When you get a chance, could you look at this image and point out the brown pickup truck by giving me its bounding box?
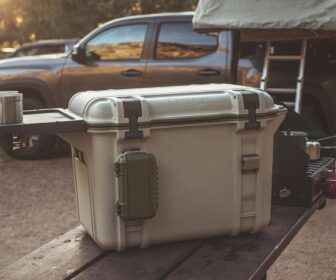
[0,12,335,159]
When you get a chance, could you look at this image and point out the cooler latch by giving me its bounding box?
[241,154,260,173]
[114,151,158,221]
[242,93,261,130]
[123,99,143,139]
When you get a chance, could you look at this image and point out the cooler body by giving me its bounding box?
[60,84,287,250]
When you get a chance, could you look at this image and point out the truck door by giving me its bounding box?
[60,23,149,107]
[144,22,230,87]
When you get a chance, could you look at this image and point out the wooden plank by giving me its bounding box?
[0,225,107,280]
[72,240,204,280]
[164,196,324,280]
[0,197,324,280]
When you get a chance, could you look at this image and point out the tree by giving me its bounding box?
[0,0,198,47]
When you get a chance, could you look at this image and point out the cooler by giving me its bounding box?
[59,84,287,250]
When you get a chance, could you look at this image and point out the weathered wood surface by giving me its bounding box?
[73,240,204,280]
[0,197,324,280]
[165,196,324,280]
[0,226,106,280]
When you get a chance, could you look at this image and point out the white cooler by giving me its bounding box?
[60,84,287,250]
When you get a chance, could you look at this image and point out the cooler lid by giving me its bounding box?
[68,84,283,128]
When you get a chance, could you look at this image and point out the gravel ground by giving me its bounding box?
[0,150,336,278]
[0,148,78,269]
[268,199,336,280]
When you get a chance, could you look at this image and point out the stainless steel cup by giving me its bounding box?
[306,141,320,161]
[0,91,23,124]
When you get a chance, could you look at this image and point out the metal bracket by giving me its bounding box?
[74,148,85,163]
[241,154,260,173]
[242,92,260,129]
[123,99,143,139]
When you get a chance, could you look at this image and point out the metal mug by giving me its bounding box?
[306,141,320,161]
[0,91,23,124]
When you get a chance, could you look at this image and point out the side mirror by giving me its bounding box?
[71,45,86,64]
[85,50,101,62]
[71,45,101,64]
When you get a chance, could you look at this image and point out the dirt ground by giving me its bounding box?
[268,200,336,280]
[0,148,78,269]
[0,149,336,279]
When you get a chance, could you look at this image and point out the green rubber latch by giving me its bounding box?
[114,151,158,221]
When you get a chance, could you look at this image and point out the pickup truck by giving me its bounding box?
[0,12,334,158]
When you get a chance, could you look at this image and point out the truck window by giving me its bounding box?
[155,22,217,59]
[86,24,148,61]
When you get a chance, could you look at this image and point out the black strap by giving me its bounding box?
[242,92,260,129]
[123,99,143,139]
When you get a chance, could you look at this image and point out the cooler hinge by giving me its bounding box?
[123,99,143,139]
[242,93,260,130]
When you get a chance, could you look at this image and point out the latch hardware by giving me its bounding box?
[242,92,260,129]
[123,99,143,139]
[114,151,158,221]
[241,154,260,173]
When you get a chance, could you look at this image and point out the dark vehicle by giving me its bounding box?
[0,48,15,59]
[7,39,78,58]
[0,12,333,158]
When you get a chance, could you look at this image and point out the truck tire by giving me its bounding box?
[0,97,56,159]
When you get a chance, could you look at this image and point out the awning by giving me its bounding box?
[193,0,336,41]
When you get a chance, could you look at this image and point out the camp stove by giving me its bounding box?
[273,156,335,206]
[306,157,335,200]
[272,112,336,206]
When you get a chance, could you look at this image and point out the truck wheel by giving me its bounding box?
[0,97,56,159]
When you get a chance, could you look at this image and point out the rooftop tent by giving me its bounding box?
[193,0,336,41]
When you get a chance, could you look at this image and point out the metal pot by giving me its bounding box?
[306,141,320,161]
[0,91,23,124]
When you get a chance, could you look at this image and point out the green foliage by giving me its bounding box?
[0,0,198,46]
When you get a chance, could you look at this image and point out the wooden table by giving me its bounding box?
[0,196,325,280]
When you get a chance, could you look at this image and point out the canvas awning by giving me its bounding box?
[193,0,336,41]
